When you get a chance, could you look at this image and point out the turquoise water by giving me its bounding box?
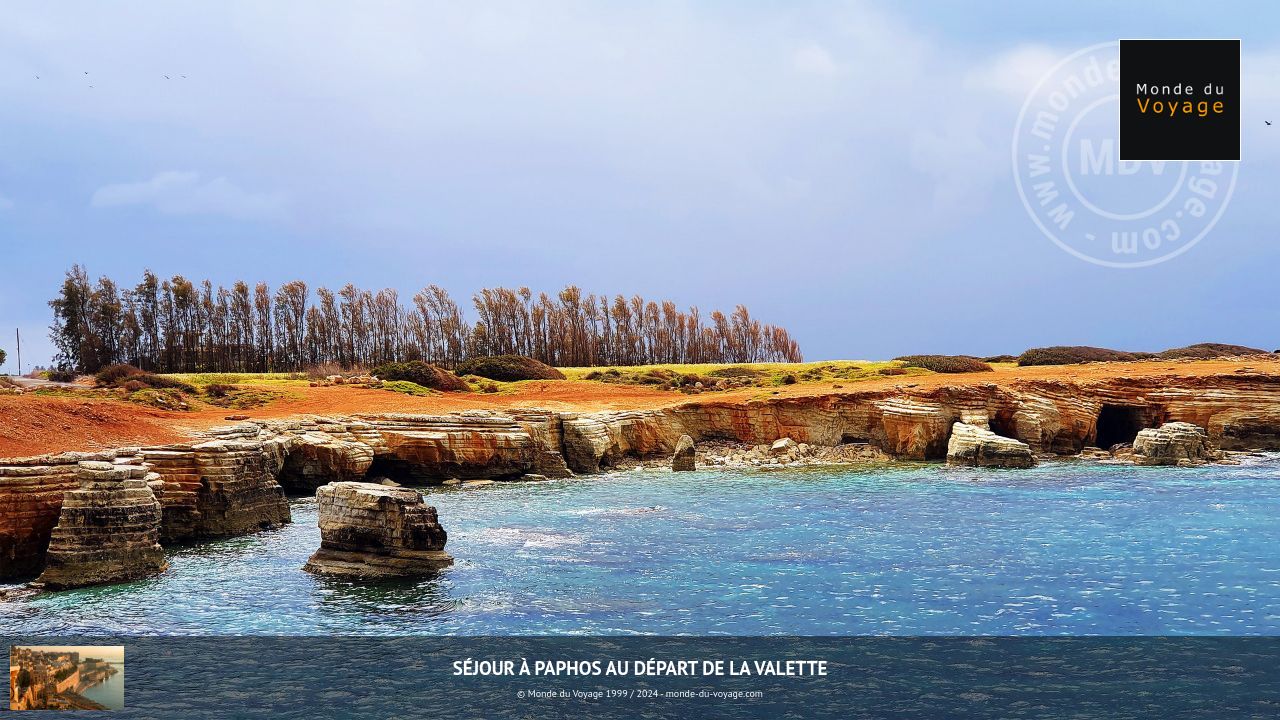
[80,663,124,709]
[4,459,1280,636]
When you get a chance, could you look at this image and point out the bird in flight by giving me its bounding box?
[164,75,170,79]
[1267,120,1273,126]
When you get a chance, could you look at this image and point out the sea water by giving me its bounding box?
[80,662,124,709]
[4,458,1280,636]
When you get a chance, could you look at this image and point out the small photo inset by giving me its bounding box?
[9,646,124,711]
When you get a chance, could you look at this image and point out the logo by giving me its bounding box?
[1013,42,1238,268]
[1119,39,1240,161]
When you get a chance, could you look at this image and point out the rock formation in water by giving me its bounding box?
[35,461,168,589]
[303,481,453,578]
[671,435,696,471]
[945,422,1036,469]
[5,369,1280,580]
[0,450,116,578]
[1132,422,1222,466]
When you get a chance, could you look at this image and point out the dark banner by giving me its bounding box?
[5,637,1280,718]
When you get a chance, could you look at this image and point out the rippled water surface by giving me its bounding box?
[5,459,1280,635]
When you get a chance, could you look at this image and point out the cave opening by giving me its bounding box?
[988,411,1018,439]
[1094,404,1151,449]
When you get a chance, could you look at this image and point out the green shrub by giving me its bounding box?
[372,361,470,392]
[96,363,146,386]
[708,366,767,379]
[95,364,195,392]
[140,374,197,392]
[878,367,907,376]
[379,380,438,397]
[205,383,235,398]
[981,354,1018,364]
[1157,343,1269,359]
[47,369,77,382]
[454,355,565,381]
[1016,346,1141,366]
[894,355,993,373]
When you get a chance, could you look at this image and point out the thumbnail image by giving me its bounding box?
[9,646,124,711]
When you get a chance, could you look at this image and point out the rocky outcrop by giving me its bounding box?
[303,482,452,578]
[36,461,167,589]
[143,438,291,542]
[5,369,1280,582]
[671,435,695,471]
[946,422,1036,469]
[1132,422,1222,466]
[364,413,536,481]
[0,449,135,580]
[277,432,374,492]
[562,410,678,473]
[510,411,574,478]
[770,437,799,456]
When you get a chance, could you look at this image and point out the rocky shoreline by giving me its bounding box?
[3,370,1280,587]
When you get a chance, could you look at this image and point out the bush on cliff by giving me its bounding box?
[1016,346,1146,366]
[894,355,993,373]
[454,355,565,381]
[1157,343,1269,359]
[372,361,470,392]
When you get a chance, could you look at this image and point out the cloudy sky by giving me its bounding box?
[1,1,1278,369]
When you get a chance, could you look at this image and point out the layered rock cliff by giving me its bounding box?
[4,369,1280,580]
[36,460,168,589]
[303,481,452,578]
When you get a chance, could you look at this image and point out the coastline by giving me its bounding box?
[3,356,1280,589]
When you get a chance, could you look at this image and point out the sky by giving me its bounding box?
[1,1,1278,370]
[15,645,125,663]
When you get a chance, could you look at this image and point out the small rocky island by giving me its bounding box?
[35,461,168,589]
[303,481,453,579]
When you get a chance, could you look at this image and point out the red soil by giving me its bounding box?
[2,357,1276,458]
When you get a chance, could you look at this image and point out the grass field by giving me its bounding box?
[559,360,926,386]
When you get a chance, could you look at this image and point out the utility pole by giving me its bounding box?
[15,328,20,376]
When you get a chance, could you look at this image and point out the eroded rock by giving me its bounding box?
[946,422,1035,469]
[303,482,453,579]
[1132,422,1221,466]
[36,461,167,589]
[672,435,696,471]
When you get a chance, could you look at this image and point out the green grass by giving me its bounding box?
[379,380,440,397]
[165,372,313,389]
[559,360,927,387]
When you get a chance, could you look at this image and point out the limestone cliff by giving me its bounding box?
[36,461,168,589]
[4,369,1280,580]
[303,481,452,578]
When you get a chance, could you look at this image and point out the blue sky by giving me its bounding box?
[1,1,1278,370]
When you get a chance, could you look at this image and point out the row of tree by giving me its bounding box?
[48,266,803,373]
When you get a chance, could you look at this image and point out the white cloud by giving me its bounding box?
[792,43,841,77]
[964,44,1061,96]
[90,171,285,220]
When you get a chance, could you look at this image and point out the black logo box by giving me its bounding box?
[1119,39,1240,161]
